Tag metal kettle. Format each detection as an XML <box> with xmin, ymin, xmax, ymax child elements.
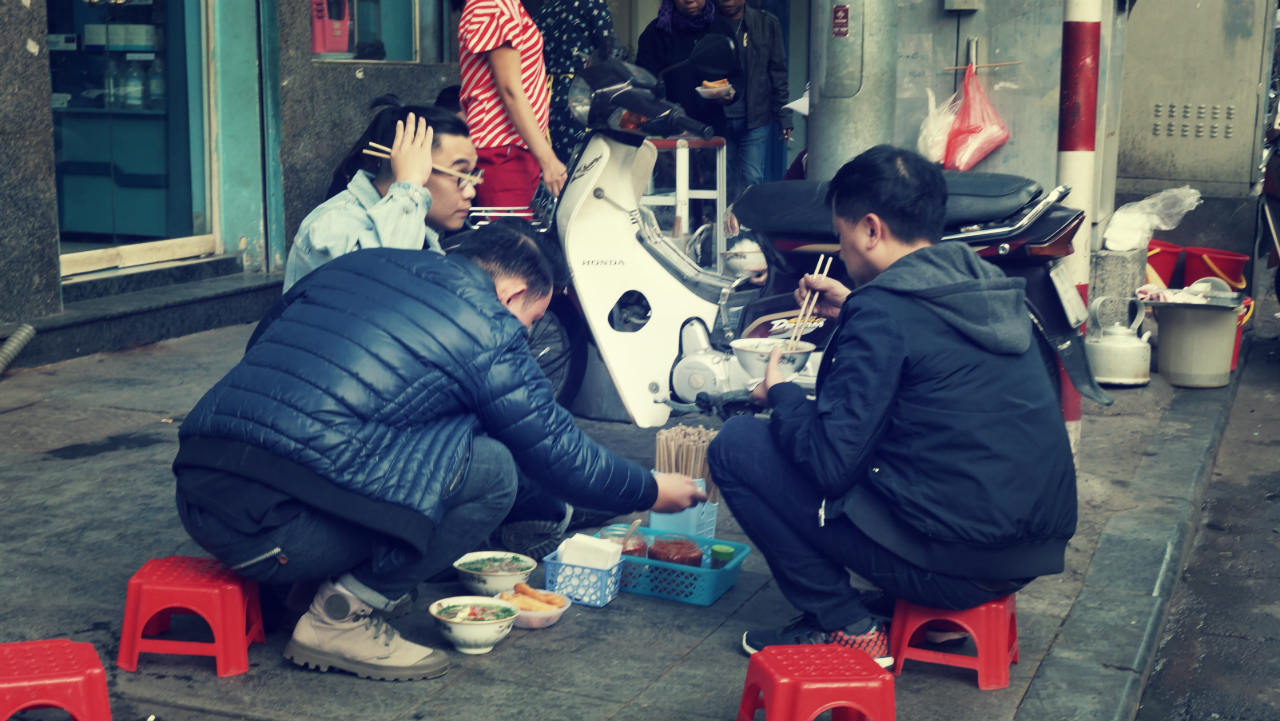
<box><xmin>1085</xmin><ymin>297</ymin><xmax>1152</xmax><ymax>386</ymax></box>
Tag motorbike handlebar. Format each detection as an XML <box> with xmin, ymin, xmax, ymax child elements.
<box><xmin>674</xmin><ymin>114</ymin><xmax>714</xmax><ymax>140</ymax></box>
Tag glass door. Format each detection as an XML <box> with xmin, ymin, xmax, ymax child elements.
<box><xmin>47</xmin><ymin>0</ymin><xmax>211</xmax><ymax>272</ymax></box>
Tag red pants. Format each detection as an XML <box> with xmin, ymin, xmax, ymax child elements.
<box><xmin>474</xmin><ymin>145</ymin><xmax>540</xmax><ymax>211</ymax></box>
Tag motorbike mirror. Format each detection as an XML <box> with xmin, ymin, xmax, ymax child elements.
<box><xmin>688</xmin><ymin>35</ymin><xmax>736</xmax><ymax>78</ymax></box>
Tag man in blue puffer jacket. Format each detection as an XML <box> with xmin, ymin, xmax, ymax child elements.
<box><xmin>708</xmin><ymin>146</ymin><xmax>1076</xmax><ymax>667</ymax></box>
<box><xmin>173</xmin><ymin>223</ymin><xmax>705</xmax><ymax>681</ymax></box>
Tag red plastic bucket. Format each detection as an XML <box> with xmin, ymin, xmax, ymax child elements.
<box><xmin>1231</xmin><ymin>297</ymin><xmax>1254</xmax><ymax>371</ymax></box>
<box><xmin>1183</xmin><ymin>246</ymin><xmax>1248</xmax><ymax>290</ymax></box>
<box><xmin>1146</xmin><ymin>239</ymin><xmax>1182</xmax><ymax>287</ymax></box>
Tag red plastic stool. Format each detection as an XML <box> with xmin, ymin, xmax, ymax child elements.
<box><xmin>888</xmin><ymin>594</ymin><xmax>1018</xmax><ymax>690</ymax></box>
<box><xmin>0</xmin><ymin>639</ymin><xmax>112</xmax><ymax>721</ymax></box>
<box><xmin>117</xmin><ymin>556</ymin><xmax>265</xmax><ymax>677</ymax></box>
<box><xmin>737</xmin><ymin>645</ymin><xmax>896</xmax><ymax>721</ymax></box>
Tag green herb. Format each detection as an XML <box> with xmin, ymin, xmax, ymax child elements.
<box><xmin>456</xmin><ymin>554</ymin><xmax>533</xmax><ymax>574</ymax></box>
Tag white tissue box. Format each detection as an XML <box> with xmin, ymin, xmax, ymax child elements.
<box><xmin>556</xmin><ymin>533</ymin><xmax>622</xmax><ymax>570</ymax></box>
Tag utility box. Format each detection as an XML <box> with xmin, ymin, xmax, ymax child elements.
<box><xmin>1117</xmin><ymin>0</ymin><xmax>1276</xmax><ymax>198</ymax></box>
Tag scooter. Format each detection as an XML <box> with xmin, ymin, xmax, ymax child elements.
<box><xmin>528</xmin><ymin>46</ymin><xmax>1110</xmax><ymax>428</ymax></box>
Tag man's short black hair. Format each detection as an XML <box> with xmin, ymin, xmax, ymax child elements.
<box><xmin>447</xmin><ymin>221</ymin><xmax>557</xmax><ymax>299</ymax></box>
<box><xmin>825</xmin><ymin>145</ymin><xmax>947</xmax><ymax>243</ymax></box>
<box><xmin>434</xmin><ymin>84</ymin><xmax>463</xmax><ymax>114</ymax></box>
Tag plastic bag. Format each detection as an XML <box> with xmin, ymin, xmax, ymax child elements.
<box><xmin>944</xmin><ymin>64</ymin><xmax>1010</xmax><ymax>171</ymax></box>
<box><xmin>1101</xmin><ymin>186</ymin><xmax>1202</xmax><ymax>251</ymax></box>
<box><xmin>917</xmin><ymin>87</ymin><xmax>961</xmax><ymax>164</ymax></box>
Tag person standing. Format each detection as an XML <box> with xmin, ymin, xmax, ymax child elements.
<box><xmin>712</xmin><ymin>0</ymin><xmax>791</xmax><ymax>202</ymax></box>
<box><xmin>459</xmin><ymin>0</ymin><xmax>567</xmax><ymax>210</ymax></box>
<box><xmin>533</xmin><ymin>0</ymin><xmax>617</xmax><ymax>163</ymax></box>
<box><xmin>708</xmin><ymin>146</ymin><xmax>1076</xmax><ymax>665</ymax></box>
<box><xmin>635</xmin><ymin>0</ymin><xmax>727</xmax><ymax>133</ymax></box>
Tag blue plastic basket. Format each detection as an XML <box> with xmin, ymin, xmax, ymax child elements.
<box><xmin>542</xmin><ymin>551</ymin><xmax>621</xmax><ymax>607</ymax></box>
<box><xmin>595</xmin><ymin>526</ymin><xmax>752</xmax><ymax>607</ymax></box>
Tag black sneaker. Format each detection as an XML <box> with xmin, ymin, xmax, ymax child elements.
<box><xmin>565</xmin><ymin>505</ymin><xmax>620</xmax><ymax>531</ymax></box>
<box><xmin>741</xmin><ymin>615</ymin><xmax>893</xmax><ymax>668</ymax></box>
<box><xmin>497</xmin><ymin>519</ymin><xmax>569</xmax><ymax>561</ymax></box>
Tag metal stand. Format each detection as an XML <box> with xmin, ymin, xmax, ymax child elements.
<box><xmin>640</xmin><ymin>137</ymin><xmax>728</xmax><ymax>274</ymax></box>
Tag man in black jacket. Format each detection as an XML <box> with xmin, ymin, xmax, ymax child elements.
<box><xmin>707</xmin><ymin>146</ymin><xmax>1076</xmax><ymax>666</ymax></box>
<box><xmin>712</xmin><ymin>0</ymin><xmax>791</xmax><ymax>202</ymax></box>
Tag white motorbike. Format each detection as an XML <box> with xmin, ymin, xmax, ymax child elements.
<box><xmin>520</xmin><ymin>40</ymin><xmax>1108</xmax><ymax>429</ymax></box>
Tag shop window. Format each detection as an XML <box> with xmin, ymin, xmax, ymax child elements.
<box><xmin>311</xmin><ymin>0</ymin><xmax>420</xmax><ymax>61</ymax></box>
<box><xmin>48</xmin><ymin>0</ymin><xmax>213</xmax><ymax>271</ymax></box>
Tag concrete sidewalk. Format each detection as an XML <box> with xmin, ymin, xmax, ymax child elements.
<box><xmin>0</xmin><ymin>323</ymin><xmax>1240</xmax><ymax>721</ymax></box>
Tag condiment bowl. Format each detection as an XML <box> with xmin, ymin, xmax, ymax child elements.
<box><xmin>428</xmin><ymin>595</ymin><xmax>519</xmax><ymax>654</ymax></box>
<box><xmin>452</xmin><ymin>551</ymin><xmax>537</xmax><ymax>594</ymax></box>
<box><xmin>730</xmin><ymin>338</ymin><xmax>816</xmax><ymax>379</ymax></box>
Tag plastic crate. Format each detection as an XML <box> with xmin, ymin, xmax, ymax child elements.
<box><xmin>542</xmin><ymin>551</ymin><xmax>621</xmax><ymax>607</ymax></box>
<box><xmin>596</xmin><ymin>526</ymin><xmax>751</xmax><ymax>606</ymax></box>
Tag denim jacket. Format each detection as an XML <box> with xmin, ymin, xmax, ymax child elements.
<box><xmin>283</xmin><ymin>170</ymin><xmax>441</xmax><ymax>291</ymax></box>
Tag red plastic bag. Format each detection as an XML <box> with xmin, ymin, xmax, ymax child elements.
<box><xmin>944</xmin><ymin>64</ymin><xmax>1010</xmax><ymax>171</ymax></box>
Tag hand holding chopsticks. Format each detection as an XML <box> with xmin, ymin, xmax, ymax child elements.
<box><xmin>788</xmin><ymin>255</ymin><xmax>833</xmax><ymax>350</ymax></box>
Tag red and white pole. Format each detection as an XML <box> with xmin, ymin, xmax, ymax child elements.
<box><xmin>1057</xmin><ymin>0</ymin><xmax>1102</xmax><ymax>453</ymax></box>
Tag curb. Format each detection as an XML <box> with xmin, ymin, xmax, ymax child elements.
<box><xmin>1015</xmin><ymin>341</ymin><xmax>1247</xmax><ymax>721</ymax></box>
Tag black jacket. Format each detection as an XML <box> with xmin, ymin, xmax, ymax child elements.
<box><xmin>635</xmin><ymin>20</ymin><xmax>731</xmax><ymax>132</ymax></box>
<box><xmin>714</xmin><ymin>7</ymin><xmax>792</xmax><ymax>132</ymax></box>
<box><xmin>767</xmin><ymin>243</ymin><xmax>1076</xmax><ymax>580</ymax></box>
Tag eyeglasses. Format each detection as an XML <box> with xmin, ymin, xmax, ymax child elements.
<box><xmin>433</xmin><ymin>165</ymin><xmax>484</xmax><ymax>190</ymax></box>
<box><xmin>362</xmin><ymin>142</ymin><xmax>485</xmax><ymax>190</ymax></box>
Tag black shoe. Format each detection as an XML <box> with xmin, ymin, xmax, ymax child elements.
<box><xmin>497</xmin><ymin>519</ymin><xmax>569</xmax><ymax>561</ymax></box>
<box><xmin>565</xmin><ymin>505</ymin><xmax>619</xmax><ymax>531</ymax></box>
<box><xmin>741</xmin><ymin>615</ymin><xmax>893</xmax><ymax>668</ymax></box>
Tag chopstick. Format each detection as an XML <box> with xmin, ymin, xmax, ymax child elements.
<box><xmin>362</xmin><ymin>141</ymin><xmax>484</xmax><ymax>186</ymax></box>
<box><xmin>788</xmin><ymin>255</ymin><xmax>832</xmax><ymax>350</ymax></box>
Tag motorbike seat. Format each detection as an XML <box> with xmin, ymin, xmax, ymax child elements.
<box><xmin>733</xmin><ymin>173</ymin><xmax>1043</xmax><ymax>238</ymax></box>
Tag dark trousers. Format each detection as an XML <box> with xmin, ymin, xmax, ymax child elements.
<box><xmin>177</xmin><ymin>436</ymin><xmax>518</xmax><ymax>610</ymax></box>
<box><xmin>707</xmin><ymin>416</ymin><xmax>1009</xmax><ymax>630</ymax></box>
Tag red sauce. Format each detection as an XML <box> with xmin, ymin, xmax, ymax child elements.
<box><xmin>649</xmin><ymin>537</ymin><xmax>702</xmax><ymax>567</ymax></box>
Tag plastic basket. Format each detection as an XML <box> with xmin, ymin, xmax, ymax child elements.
<box><xmin>595</xmin><ymin>526</ymin><xmax>751</xmax><ymax>606</ymax></box>
<box><xmin>541</xmin><ymin>552</ymin><xmax>620</xmax><ymax>608</ymax></box>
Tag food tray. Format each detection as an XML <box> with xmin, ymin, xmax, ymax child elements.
<box><xmin>595</xmin><ymin>527</ymin><xmax>751</xmax><ymax>607</ymax></box>
<box><xmin>541</xmin><ymin>552</ymin><xmax>621</xmax><ymax>608</ymax></box>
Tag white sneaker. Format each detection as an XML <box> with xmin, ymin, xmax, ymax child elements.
<box><xmin>283</xmin><ymin>580</ymin><xmax>448</xmax><ymax>681</ymax></box>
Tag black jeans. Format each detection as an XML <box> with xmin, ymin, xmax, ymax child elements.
<box><xmin>707</xmin><ymin>416</ymin><xmax>1013</xmax><ymax>630</ymax></box>
<box><xmin>177</xmin><ymin>436</ymin><xmax>518</xmax><ymax>610</ymax></box>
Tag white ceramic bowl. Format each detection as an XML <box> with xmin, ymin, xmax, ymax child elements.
<box><xmin>730</xmin><ymin>338</ymin><xmax>816</xmax><ymax>379</ymax></box>
<box><xmin>452</xmin><ymin>551</ymin><xmax>537</xmax><ymax>594</ymax></box>
<box><xmin>494</xmin><ymin>590</ymin><xmax>573</xmax><ymax>630</ymax></box>
<box><xmin>428</xmin><ymin>596</ymin><xmax>519</xmax><ymax>655</ymax></box>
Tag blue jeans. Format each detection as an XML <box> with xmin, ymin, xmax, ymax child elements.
<box><xmin>177</xmin><ymin>436</ymin><xmax>518</xmax><ymax>610</ymax></box>
<box><xmin>723</xmin><ymin>118</ymin><xmax>770</xmax><ymax>204</ymax></box>
<box><xmin>707</xmin><ymin>416</ymin><xmax>1009</xmax><ymax>630</ymax></box>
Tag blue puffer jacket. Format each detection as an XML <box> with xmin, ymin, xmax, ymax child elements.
<box><xmin>174</xmin><ymin>249</ymin><xmax>656</xmax><ymax>553</ymax></box>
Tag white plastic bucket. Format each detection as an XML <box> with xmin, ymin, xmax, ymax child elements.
<box><xmin>1154</xmin><ymin>304</ymin><xmax>1240</xmax><ymax>388</ymax></box>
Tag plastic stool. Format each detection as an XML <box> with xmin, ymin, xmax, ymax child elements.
<box><xmin>0</xmin><ymin>639</ymin><xmax>112</xmax><ymax>721</ymax></box>
<box><xmin>888</xmin><ymin>594</ymin><xmax>1018</xmax><ymax>690</ymax></box>
<box><xmin>117</xmin><ymin>556</ymin><xmax>265</xmax><ymax>677</ymax></box>
<box><xmin>737</xmin><ymin>645</ymin><xmax>896</xmax><ymax>721</ymax></box>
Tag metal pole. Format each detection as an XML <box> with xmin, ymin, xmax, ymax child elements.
<box><xmin>1057</xmin><ymin>0</ymin><xmax>1103</xmax><ymax>454</ymax></box>
<box><xmin>806</xmin><ymin>0</ymin><xmax>899</xmax><ymax>181</ymax></box>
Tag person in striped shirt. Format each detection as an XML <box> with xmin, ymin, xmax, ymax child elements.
<box><xmin>459</xmin><ymin>0</ymin><xmax>567</xmax><ymax>211</ymax></box>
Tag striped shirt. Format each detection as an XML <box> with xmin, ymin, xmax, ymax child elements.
<box><xmin>459</xmin><ymin>0</ymin><xmax>549</xmax><ymax>150</ymax></box>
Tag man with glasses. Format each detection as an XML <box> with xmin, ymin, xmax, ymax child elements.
<box><xmin>284</xmin><ymin>105</ymin><xmax>483</xmax><ymax>292</ymax></box>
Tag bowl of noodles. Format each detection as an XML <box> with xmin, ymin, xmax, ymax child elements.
<box><xmin>428</xmin><ymin>596</ymin><xmax>519</xmax><ymax>654</ymax></box>
<box><xmin>452</xmin><ymin>551</ymin><xmax>537</xmax><ymax>594</ymax></box>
